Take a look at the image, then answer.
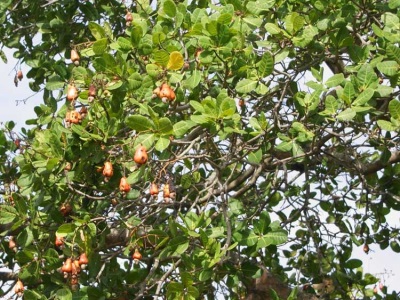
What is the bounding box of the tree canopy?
[1,0,400,299]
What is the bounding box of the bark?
[361,150,400,175]
[0,271,18,282]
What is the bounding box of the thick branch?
[0,271,18,282]
[362,150,400,175]
[105,228,131,247]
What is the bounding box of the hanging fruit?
[152,83,176,102]
[14,279,24,296]
[88,84,96,102]
[72,259,81,275]
[132,248,142,263]
[55,235,64,248]
[119,177,131,193]
[152,87,161,99]
[125,11,133,26]
[163,183,170,198]
[159,83,176,102]
[78,253,89,265]
[64,162,72,171]
[60,203,72,217]
[103,161,113,177]
[67,85,78,101]
[150,182,159,196]
[134,145,148,165]
[9,236,17,251]
[17,70,23,81]
[363,243,369,254]
[71,49,80,65]
[65,111,71,123]
[79,106,88,118]
[69,111,81,124]
[62,258,73,273]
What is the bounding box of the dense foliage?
[1,0,400,299]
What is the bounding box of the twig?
[153,258,182,299]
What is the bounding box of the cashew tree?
[0,0,400,299]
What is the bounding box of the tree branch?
[362,150,400,175]
[0,271,18,282]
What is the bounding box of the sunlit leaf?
[167,51,184,70]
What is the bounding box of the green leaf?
[275,140,292,152]
[131,24,143,47]
[337,108,356,121]
[183,212,199,231]
[342,82,356,104]
[163,0,177,18]
[243,17,263,28]
[357,64,377,88]
[93,38,108,55]
[246,0,275,15]
[325,73,344,88]
[17,227,34,247]
[389,100,400,121]
[353,88,374,106]
[152,32,166,44]
[127,168,145,185]
[187,286,200,299]
[56,224,76,237]
[0,49,7,63]
[128,73,143,89]
[255,211,271,235]
[344,259,363,269]
[236,79,258,94]
[146,64,162,77]
[285,12,304,34]
[157,117,173,134]
[377,61,399,76]
[56,288,72,300]
[258,52,274,77]
[199,269,213,281]
[265,23,281,34]
[153,50,169,67]
[191,114,211,125]
[0,205,18,224]
[173,121,192,137]
[387,45,400,64]
[292,25,318,47]
[389,0,400,8]
[248,149,262,164]
[117,37,132,51]
[155,136,170,151]
[190,100,205,113]
[167,51,184,70]
[88,22,106,40]
[243,231,258,246]
[390,240,400,252]
[167,282,184,297]
[257,229,288,249]
[134,133,155,149]
[126,115,155,132]
[169,236,189,256]
[45,79,65,91]
[72,66,87,81]
[377,120,398,131]
[184,69,201,90]
[218,97,236,118]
